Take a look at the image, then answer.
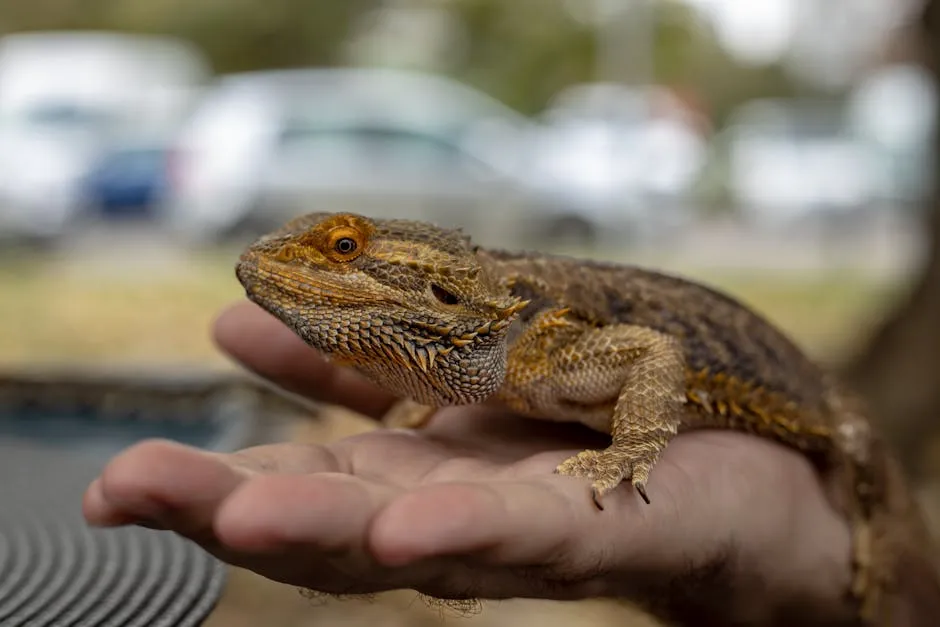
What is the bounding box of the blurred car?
[80,139,171,219]
[163,68,538,248]
[0,31,209,244]
[0,102,115,244]
[723,99,879,229]
[847,63,938,208]
[520,83,708,247]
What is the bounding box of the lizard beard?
[319,328,509,407]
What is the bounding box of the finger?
[213,473,480,596]
[218,442,344,475]
[210,472,530,598]
[366,478,626,575]
[84,439,250,538]
[214,472,398,557]
[213,301,397,419]
[83,478,142,527]
[84,439,344,526]
[212,475,644,601]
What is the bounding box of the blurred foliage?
[0,0,378,70]
[444,0,596,114]
[0,0,804,120]
[448,0,801,120]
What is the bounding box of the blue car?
[82,144,170,219]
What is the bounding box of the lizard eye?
[334,237,357,254]
[322,225,365,262]
[431,284,460,305]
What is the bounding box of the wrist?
[618,440,860,626]
[727,465,857,625]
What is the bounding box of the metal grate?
[0,369,313,627]
[0,438,225,627]
[0,369,313,626]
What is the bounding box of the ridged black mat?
[0,370,311,626]
[0,371,296,627]
[0,437,226,627]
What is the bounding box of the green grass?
[693,270,906,364]
[0,249,242,367]
[0,249,908,369]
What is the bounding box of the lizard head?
[236,212,528,406]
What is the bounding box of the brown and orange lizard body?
[235,211,932,625]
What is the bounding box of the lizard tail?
[823,375,940,626]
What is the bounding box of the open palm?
[83,302,855,625]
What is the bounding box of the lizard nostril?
[431,284,460,305]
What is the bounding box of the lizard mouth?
[236,253,327,304]
[235,254,283,304]
[236,252,308,306]
[236,250,397,312]
[234,255,258,292]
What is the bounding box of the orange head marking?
[274,213,375,265]
[310,214,374,262]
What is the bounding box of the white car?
[724,99,879,228]
[0,31,209,244]
[0,119,97,243]
[521,83,708,247]
[163,68,538,248]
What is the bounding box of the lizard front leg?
[383,398,436,429]
[501,310,687,508]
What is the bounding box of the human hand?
[83,302,857,626]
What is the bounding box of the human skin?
[82,301,859,626]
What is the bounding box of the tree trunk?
[843,1,940,478]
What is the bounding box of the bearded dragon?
[235,211,933,625]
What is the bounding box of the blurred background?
[2,0,940,625]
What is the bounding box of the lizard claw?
[590,483,649,509]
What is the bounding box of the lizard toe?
[555,449,602,478]
[557,448,638,509]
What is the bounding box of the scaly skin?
[236,211,912,625]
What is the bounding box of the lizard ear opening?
[431,284,460,305]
